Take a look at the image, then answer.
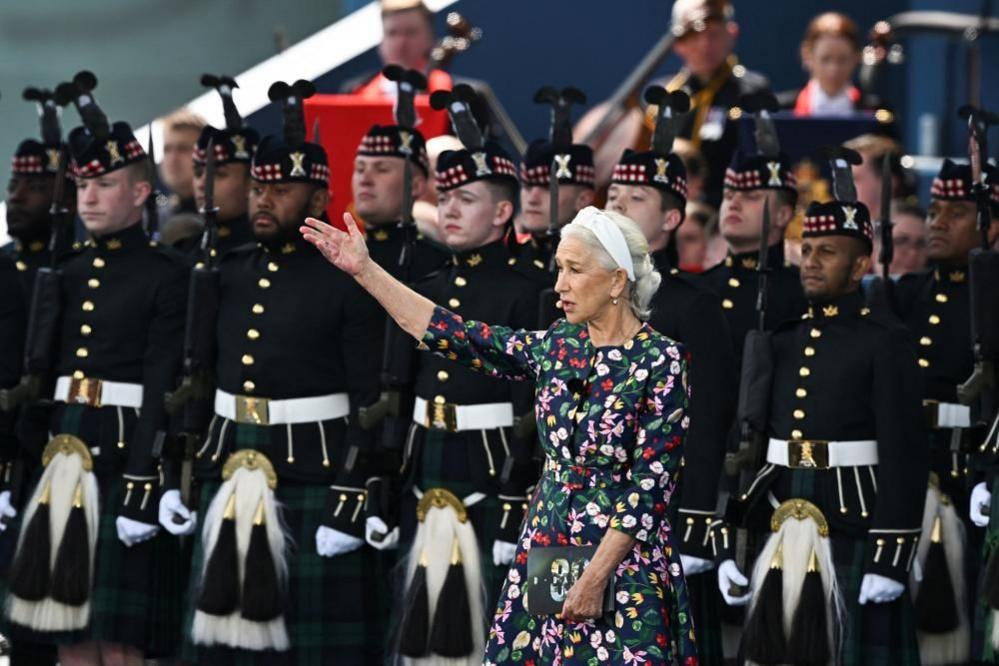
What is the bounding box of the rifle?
[163,136,221,508]
[356,66,428,435]
[721,93,783,526]
[144,128,160,239]
[878,153,894,281]
[956,105,999,422]
[384,65,427,272]
[0,80,80,413]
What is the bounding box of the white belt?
[767,438,878,469]
[214,389,349,426]
[412,396,514,432]
[930,401,972,429]
[54,376,143,409]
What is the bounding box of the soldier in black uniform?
[352,123,448,281]
[174,75,260,257]
[662,0,771,206]
[2,108,77,296]
[893,159,999,662]
[162,80,386,665]
[606,122,737,665]
[365,130,541,660]
[695,150,807,366]
[717,196,927,665]
[2,89,188,665]
[516,139,596,266]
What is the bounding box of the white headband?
[569,207,636,282]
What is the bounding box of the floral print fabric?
[421,307,698,665]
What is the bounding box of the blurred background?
[1,0,997,238]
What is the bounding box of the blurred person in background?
[780,12,884,116]
[156,108,206,224]
[676,201,718,272]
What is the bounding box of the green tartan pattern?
[1,404,184,656]
[780,471,921,666]
[685,570,723,665]
[181,421,388,666]
[400,425,506,601]
[973,477,999,662]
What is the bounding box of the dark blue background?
[250,0,999,165]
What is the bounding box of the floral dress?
[421,307,698,665]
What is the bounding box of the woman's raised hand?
[300,213,371,277]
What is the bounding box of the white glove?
[858,573,905,605]
[971,481,991,527]
[681,553,715,576]
[0,490,17,530]
[718,559,752,606]
[158,489,197,536]
[115,516,160,547]
[315,525,364,558]
[493,540,518,567]
[365,516,399,551]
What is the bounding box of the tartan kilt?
[0,404,185,656]
[684,570,724,666]
[180,420,388,666]
[830,533,921,666]
[972,477,999,662]
[399,424,507,603]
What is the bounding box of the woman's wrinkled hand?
[300,212,371,277]
[560,572,607,622]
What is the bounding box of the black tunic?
[737,289,928,582]
[648,249,738,557]
[51,222,188,523]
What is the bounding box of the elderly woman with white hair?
[301,206,697,664]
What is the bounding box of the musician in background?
[778,13,883,117]
[662,0,770,207]
[341,0,451,96]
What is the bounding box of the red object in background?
[303,95,450,229]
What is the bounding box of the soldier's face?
[926,199,981,263]
[77,168,151,235]
[249,180,328,242]
[436,181,509,252]
[518,184,593,234]
[352,156,423,226]
[193,162,250,221]
[800,236,871,301]
[554,235,628,325]
[719,189,792,253]
[606,184,675,250]
[5,174,54,239]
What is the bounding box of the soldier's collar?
[805,289,868,321]
[259,236,304,256]
[91,221,147,252]
[367,222,400,243]
[933,264,967,284]
[452,238,508,270]
[726,241,785,271]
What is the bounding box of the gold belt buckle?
[68,376,103,407]
[787,439,829,470]
[235,395,270,425]
[923,400,940,429]
[427,400,458,432]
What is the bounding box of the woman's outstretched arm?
[301,213,434,340]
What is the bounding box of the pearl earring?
[612,297,619,306]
